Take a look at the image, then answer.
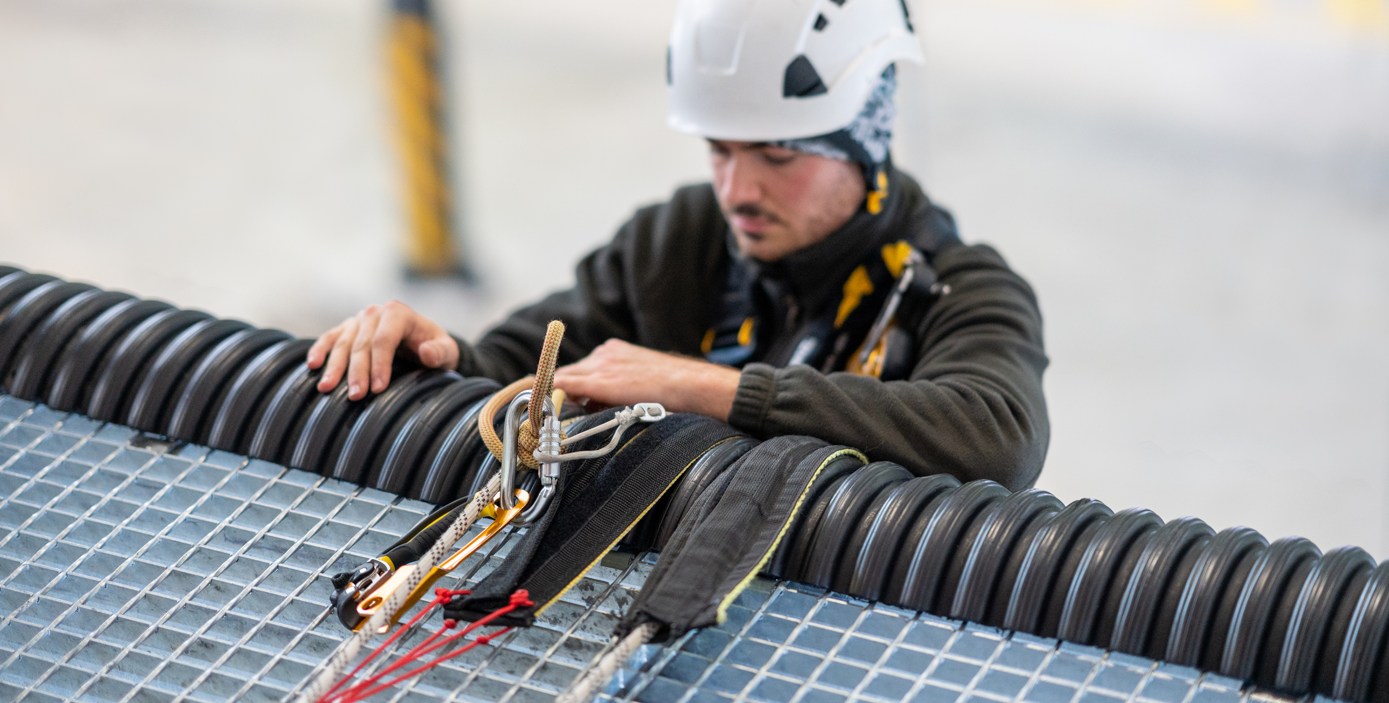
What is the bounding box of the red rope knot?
[442,619,458,629]
[509,589,534,608]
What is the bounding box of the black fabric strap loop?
[620,437,866,642]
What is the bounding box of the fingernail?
[349,384,361,398]
[373,377,384,391]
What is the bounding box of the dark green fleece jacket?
[454,169,1049,490]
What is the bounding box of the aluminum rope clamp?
[330,557,393,621]
[348,489,529,633]
[330,488,529,632]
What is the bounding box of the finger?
[556,374,629,409]
[307,325,341,369]
[371,305,411,393]
[403,316,457,369]
[552,373,595,400]
[347,308,382,400]
[554,365,620,397]
[596,337,633,354]
[553,362,598,384]
[416,337,459,369]
[319,319,358,392]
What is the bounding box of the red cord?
[336,626,516,702]
[318,587,470,703]
[321,589,534,703]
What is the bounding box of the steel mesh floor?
[0,397,1314,703]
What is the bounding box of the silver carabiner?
[499,391,532,511]
[516,485,553,525]
[499,390,559,515]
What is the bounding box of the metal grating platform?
[0,397,1314,703]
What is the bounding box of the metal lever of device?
[350,489,529,633]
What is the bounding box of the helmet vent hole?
[814,14,829,31]
[783,55,828,98]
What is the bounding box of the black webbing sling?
[446,413,744,626]
[617,436,866,642]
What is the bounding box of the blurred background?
[1,0,1386,555]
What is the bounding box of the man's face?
[708,140,867,263]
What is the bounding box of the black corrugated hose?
[0,264,1385,701]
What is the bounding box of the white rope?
[540,404,666,463]
[555,621,659,703]
[558,411,632,446]
[296,473,502,703]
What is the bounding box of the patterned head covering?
[772,65,898,213]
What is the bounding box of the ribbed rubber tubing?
[0,265,1386,701]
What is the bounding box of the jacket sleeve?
[726,244,1050,490]
[454,228,640,384]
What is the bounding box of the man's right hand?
[307,301,459,400]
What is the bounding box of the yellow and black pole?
[387,0,466,278]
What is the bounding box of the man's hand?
[307,301,459,400]
[553,339,741,422]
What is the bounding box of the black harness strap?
[446,413,742,626]
[703,240,944,380]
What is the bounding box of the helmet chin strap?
[866,166,890,215]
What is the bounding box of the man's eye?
[762,150,797,165]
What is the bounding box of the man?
[308,0,1049,489]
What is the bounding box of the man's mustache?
[728,203,782,224]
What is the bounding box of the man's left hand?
[553,339,741,422]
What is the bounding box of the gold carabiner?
[354,489,530,632]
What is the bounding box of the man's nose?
[718,154,762,206]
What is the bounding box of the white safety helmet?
[667,0,925,142]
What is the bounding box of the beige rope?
[556,621,659,703]
[478,321,566,470]
[529,320,565,439]
[478,377,534,467]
